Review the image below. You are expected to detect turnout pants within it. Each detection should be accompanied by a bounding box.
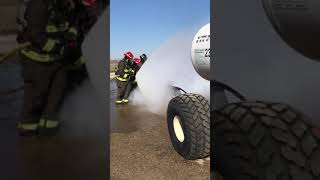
[116,80,129,100]
[123,80,137,100]
[123,82,132,100]
[21,56,67,123]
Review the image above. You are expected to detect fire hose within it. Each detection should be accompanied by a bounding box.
[0,42,31,64]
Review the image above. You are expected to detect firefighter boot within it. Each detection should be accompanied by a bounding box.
[122,99,129,104]
[115,99,123,104]
[17,121,39,137]
[38,118,60,136]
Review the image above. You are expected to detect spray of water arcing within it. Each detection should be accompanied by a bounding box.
[130,28,210,115]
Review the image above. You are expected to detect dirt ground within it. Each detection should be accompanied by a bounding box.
[110,81,210,180]
[111,116,210,180]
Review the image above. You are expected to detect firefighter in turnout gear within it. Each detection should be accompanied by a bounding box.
[65,0,99,90]
[126,54,148,95]
[17,0,79,136]
[122,57,141,100]
[115,52,135,104]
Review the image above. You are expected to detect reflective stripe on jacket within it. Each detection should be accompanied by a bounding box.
[21,0,78,62]
[20,49,57,62]
[46,22,70,33]
[116,76,128,82]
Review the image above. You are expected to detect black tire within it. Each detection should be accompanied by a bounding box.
[213,101,320,180]
[167,93,210,160]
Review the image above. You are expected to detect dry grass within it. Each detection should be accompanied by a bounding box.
[110,60,118,73]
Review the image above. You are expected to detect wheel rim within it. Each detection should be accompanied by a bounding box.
[173,115,185,142]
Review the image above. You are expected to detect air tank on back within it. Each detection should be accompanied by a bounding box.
[191,23,211,80]
[262,0,320,60]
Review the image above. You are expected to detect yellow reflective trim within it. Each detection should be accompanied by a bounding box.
[42,39,56,52]
[68,27,78,35]
[115,99,123,103]
[39,119,59,128]
[64,22,70,28]
[116,77,128,82]
[39,119,45,127]
[46,22,70,33]
[77,57,85,64]
[73,57,85,65]
[21,49,53,62]
[46,25,59,33]
[124,69,129,72]
[80,57,85,64]
[67,57,86,70]
[123,73,129,79]
[76,57,86,66]
[59,22,70,31]
[18,122,38,130]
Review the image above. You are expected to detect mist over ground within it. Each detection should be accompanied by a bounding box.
[58,80,107,137]
[58,8,109,138]
[130,27,210,115]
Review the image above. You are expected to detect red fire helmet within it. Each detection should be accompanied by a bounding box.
[133,58,141,64]
[81,0,96,7]
[124,51,134,59]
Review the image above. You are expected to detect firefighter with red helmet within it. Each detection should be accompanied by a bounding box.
[122,54,148,101]
[65,0,99,90]
[121,57,141,101]
[115,51,135,104]
[17,0,80,136]
[81,0,96,6]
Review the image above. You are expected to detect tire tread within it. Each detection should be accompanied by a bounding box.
[168,93,210,159]
[214,101,320,180]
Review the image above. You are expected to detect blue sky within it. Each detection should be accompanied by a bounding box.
[110,0,210,59]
